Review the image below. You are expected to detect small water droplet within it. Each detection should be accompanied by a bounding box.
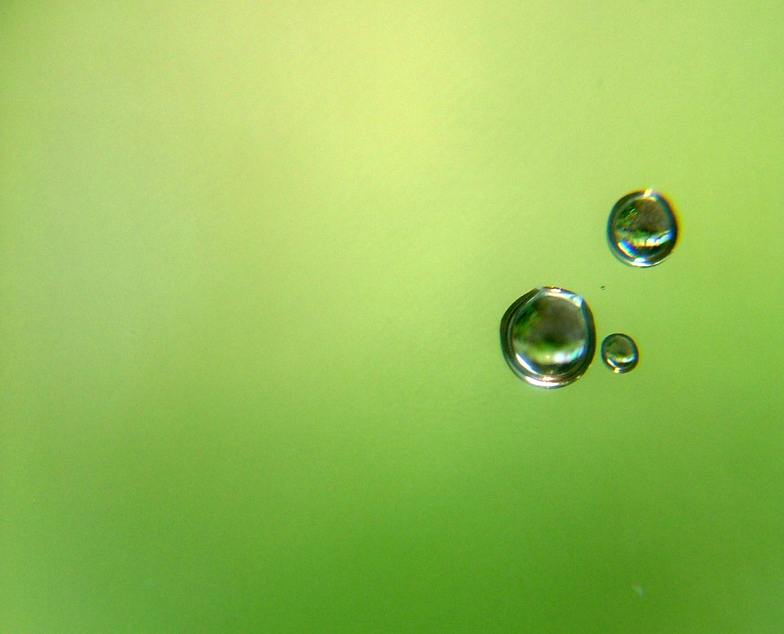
[607,190,678,267]
[601,333,639,374]
[500,287,596,388]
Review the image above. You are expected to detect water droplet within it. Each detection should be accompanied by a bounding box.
[607,190,678,267]
[601,333,639,374]
[500,287,596,388]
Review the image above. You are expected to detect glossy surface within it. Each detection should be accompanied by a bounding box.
[2,3,783,633]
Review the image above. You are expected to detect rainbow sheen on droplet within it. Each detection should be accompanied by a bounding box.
[500,287,596,388]
[601,333,639,374]
[607,190,678,267]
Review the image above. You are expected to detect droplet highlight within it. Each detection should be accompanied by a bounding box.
[607,190,678,267]
[500,287,596,388]
[601,333,639,374]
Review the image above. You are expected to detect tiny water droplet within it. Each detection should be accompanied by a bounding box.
[607,190,678,267]
[500,287,596,388]
[601,333,639,374]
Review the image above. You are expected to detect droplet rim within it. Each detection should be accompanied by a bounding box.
[500,286,596,389]
[607,190,678,268]
[601,333,640,374]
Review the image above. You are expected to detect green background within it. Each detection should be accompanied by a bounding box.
[2,2,783,632]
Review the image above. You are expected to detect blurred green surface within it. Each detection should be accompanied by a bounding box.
[2,2,783,632]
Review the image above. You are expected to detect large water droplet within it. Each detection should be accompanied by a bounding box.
[607,190,678,267]
[601,333,639,374]
[500,287,596,388]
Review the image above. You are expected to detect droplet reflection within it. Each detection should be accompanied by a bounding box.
[601,333,639,374]
[607,190,678,267]
[500,287,596,388]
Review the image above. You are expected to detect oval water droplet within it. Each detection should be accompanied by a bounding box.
[601,333,639,374]
[607,190,678,267]
[500,287,596,388]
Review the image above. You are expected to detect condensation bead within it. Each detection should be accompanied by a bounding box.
[500,287,596,388]
[607,190,678,267]
[601,333,639,374]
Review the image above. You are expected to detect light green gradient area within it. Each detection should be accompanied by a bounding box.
[2,2,783,632]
